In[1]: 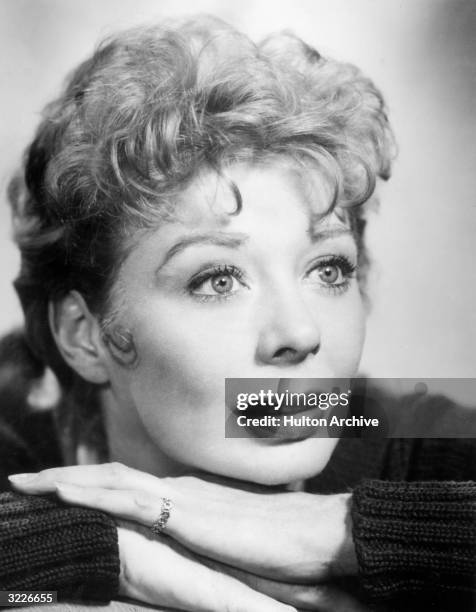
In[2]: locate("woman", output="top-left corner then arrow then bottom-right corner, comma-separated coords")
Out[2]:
1,15 -> 475,611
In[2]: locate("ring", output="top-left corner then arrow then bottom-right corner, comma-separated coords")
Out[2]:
150,497 -> 173,535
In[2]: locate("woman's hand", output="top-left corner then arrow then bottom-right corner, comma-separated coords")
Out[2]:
9,463 -> 361,610
117,521 -> 364,612
116,521 -> 300,612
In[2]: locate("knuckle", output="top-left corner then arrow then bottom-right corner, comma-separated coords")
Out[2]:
133,491 -> 154,511
108,462 -> 127,480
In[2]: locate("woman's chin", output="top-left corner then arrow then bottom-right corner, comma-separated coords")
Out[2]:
207,437 -> 339,487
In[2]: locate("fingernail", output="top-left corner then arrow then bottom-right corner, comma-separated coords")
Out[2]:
8,473 -> 37,483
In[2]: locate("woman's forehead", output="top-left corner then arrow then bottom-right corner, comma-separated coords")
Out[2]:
118,160 -> 355,269
173,159 -> 343,227
125,173 -> 354,270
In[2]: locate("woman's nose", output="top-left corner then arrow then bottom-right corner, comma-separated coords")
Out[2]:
255,290 -> 321,366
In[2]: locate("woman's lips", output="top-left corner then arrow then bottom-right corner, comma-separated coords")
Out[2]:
232,402 -> 328,441
227,378 -> 352,441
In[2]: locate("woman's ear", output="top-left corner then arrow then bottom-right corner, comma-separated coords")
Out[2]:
48,291 -> 110,384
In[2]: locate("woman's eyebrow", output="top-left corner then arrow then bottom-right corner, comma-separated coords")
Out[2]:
158,232 -> 249,270
308,226 -> 353,242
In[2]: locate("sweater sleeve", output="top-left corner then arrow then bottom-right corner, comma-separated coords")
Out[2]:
351,479 -> 476,607
0,491 -> 120,602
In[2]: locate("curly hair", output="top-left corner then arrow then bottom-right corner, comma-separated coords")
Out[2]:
8,15 -> 395,391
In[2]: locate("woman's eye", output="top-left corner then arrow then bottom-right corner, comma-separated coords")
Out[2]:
317,264 -> 342,284
188,265 -> 246,301
198,273 -> 239,296
307,256 -> 356,292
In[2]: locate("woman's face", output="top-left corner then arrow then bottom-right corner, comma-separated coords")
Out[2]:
102,162 -> 366,485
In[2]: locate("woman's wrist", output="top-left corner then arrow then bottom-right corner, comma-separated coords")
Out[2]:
327,492 -> 358,577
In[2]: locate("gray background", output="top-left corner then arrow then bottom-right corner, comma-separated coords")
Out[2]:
0,0 -> 475,379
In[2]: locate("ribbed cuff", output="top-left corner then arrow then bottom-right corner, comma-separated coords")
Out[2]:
351,480 -> 476,601
0,492 -> 120,601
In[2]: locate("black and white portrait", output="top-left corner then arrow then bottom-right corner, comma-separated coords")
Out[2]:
0,1 -> 475,610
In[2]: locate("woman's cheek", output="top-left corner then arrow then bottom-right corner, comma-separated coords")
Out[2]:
338,306 -> 366,373
316,290 -> 366,375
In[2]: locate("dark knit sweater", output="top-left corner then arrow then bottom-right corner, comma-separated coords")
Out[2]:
306,387 -> 476,610
0,391 -> 475,609
0,409 -> 119,601
0,492 -> 119,601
